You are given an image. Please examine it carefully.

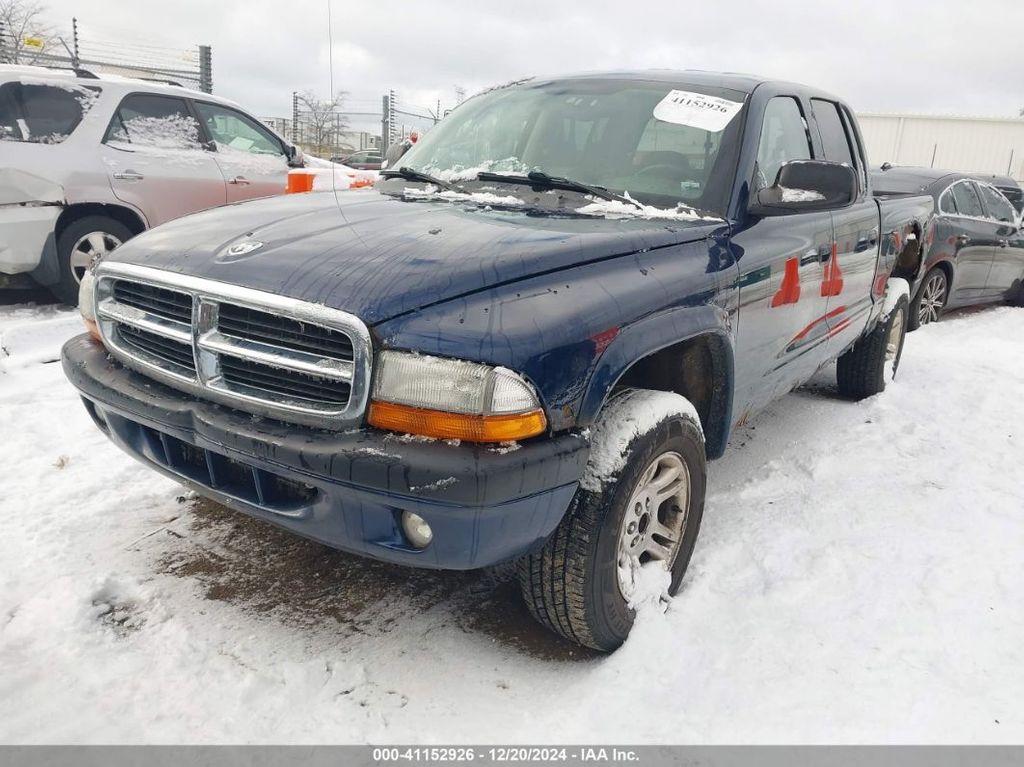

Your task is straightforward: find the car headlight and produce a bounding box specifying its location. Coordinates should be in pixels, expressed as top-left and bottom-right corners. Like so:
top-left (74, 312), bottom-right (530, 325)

top-left (78, 270), bottom-right (102, 343)
top-left (367, 351), bottom-right (547, 442)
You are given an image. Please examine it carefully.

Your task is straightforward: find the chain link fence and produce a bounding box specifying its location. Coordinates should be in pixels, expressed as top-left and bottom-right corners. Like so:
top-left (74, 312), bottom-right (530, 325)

top-left (0, 17), bottom-right (211, 92)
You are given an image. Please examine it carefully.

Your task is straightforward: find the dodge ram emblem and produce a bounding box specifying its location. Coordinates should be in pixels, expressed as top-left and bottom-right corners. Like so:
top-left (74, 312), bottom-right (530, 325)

top-left (225, 240), bottom-right (264, 256)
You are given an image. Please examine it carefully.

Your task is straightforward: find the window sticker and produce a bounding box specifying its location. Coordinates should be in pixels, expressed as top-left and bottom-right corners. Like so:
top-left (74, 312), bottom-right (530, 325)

top-left (653, 90), bottom-right (743, 132)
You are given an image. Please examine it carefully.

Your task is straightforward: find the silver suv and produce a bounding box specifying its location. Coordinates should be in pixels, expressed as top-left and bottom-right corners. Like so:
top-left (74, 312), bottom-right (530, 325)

top-left (0, 65), bottom-right (303, 303)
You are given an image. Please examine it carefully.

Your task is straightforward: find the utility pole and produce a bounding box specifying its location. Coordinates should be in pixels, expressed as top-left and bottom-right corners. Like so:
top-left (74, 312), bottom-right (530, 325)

top-left (72, 17), bottom-right (80, 65)
top-left (291, 91), bottom-right (299, 144)
top-left (198, 45), bottom-right (213, 93)
top-left (382, 90), bottom-right (397, 148)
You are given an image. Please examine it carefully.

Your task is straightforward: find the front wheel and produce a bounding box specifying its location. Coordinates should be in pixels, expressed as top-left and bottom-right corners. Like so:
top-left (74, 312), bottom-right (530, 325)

top-left (518, 388), bottom-right (707, 652)
top-left (836, 294), bottom-right (909, 400)
top-left (53, 216), bottom-right (132, 305)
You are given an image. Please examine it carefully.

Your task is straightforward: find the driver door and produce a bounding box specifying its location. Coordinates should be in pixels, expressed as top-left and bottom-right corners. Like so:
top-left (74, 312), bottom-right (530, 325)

top-left (192, 101), bottom-right (291, 202)
top-left (730, 95), bottom-right (835, 417)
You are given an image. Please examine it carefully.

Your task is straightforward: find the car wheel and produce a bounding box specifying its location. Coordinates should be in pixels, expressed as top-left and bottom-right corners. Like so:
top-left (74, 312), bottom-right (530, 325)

top-left (909, 267), bottom-right (948, 330)
top-left (53, 216), bottom-right (133, 305)
top-left (518, 388), bottom-right (707, 652)
top-left (836, 294), bottom-right (909, 400)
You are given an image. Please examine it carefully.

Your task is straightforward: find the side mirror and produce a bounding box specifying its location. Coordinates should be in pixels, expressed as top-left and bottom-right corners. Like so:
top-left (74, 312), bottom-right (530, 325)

top-left (286, 144), bottom-right (305, 168)
top-left (749, 160), bottom-right (857, 216)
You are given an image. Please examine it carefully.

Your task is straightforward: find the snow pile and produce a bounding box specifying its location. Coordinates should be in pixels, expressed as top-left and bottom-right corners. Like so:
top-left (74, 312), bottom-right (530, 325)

top-left (107, 114), bottom-right (203, 151)
top-left (779, 187), bottom-right (825, 202)
top-left (576, 192), bottom-right (720, 222)
top-left (0, 305), bottom-right (80, 372)
top-left (880, 277), bottom-right (911, 320)
top-left (581, 388), bottom-right (702, 492)
top-left (1, 301), bottom-right (1023, 743)
top-left (401, 186), bottom-right (525, 207)
top-left (423, 157), bottom-right (533, 182)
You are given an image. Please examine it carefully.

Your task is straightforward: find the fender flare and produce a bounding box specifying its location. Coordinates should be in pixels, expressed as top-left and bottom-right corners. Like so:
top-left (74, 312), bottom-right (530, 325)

top-left (577, 303), bottom-right (735, 458)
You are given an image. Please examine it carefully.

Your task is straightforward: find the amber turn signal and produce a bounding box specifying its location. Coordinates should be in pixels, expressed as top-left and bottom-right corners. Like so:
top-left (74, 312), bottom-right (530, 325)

top-left (368, 401), bottom-right (547, 443)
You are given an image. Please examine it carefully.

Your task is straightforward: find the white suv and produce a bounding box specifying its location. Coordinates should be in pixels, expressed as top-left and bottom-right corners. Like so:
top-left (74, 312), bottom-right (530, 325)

top-left (0, 65), bottom-right (303, 303)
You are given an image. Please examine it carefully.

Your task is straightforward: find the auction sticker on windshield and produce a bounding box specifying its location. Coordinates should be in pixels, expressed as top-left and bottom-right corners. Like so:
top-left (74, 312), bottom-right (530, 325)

top-left (653, 90), bottom-right (743, 132)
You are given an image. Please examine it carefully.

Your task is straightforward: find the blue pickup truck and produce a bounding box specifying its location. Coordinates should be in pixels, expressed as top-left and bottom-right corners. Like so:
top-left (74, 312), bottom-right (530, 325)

top-left (62, 71), bottom-right (931, 650)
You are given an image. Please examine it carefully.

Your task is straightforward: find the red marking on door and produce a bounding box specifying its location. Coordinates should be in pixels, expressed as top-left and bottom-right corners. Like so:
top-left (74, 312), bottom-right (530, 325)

top-left (788, 305), bottom-right (847, 347)
top-left (820, 242), bottom-right (844, 297)
top-left (827, 317), bottom-right (853, 338)
top-left (771, 257), bottom-right (801, 307)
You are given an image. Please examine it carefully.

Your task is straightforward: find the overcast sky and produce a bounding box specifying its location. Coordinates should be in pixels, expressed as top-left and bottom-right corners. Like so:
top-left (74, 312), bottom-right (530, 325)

top-left (45, 0), bottom-right (1024, 131)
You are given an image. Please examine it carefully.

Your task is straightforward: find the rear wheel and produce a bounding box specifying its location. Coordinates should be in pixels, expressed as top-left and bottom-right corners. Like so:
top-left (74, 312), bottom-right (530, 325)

top-left (53, 216), bottom-right (132, 305)
top-left (518, 388), bottom-right (707, 652)
top-left (836, 294), bottom-right (909, 400)
top-left (909, 267), bottom-right (948, 330)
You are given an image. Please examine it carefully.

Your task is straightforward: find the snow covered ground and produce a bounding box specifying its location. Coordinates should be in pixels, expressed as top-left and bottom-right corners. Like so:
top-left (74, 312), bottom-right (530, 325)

top-left (1, 298), bottom-right (1022, 744)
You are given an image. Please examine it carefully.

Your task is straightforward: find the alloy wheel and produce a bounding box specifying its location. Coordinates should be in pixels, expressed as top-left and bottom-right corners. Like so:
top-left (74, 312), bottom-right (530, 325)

top-left (918, 272), bottom-right (947, 325)
top-left (616, 451), bottom-right (690, 598)
top-left (69, 231), bottom-right (122, 283)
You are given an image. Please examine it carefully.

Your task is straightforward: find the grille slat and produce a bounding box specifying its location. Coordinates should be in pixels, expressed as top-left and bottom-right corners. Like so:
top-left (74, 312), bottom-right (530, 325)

top-left (113, 281), bottom-right (193, 323)
top-left (219, 355), bottom-right (351, 405)
top-left (218, 304), bottom-right (354, 360)
top-left (117, 324), bottom-right (196, 375)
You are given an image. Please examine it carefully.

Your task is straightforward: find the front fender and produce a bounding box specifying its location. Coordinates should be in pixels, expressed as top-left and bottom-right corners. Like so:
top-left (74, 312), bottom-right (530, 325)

top-left (577, 304), bottom-right (735, 429)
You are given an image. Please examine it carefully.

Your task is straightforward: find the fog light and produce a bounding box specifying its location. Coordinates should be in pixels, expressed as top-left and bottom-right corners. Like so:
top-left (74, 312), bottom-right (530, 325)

top-left (401, 511), bottom-right (433, 549)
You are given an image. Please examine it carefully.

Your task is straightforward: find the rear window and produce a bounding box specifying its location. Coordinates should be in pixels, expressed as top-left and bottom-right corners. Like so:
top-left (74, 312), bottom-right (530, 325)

top-left (0, 81), bottom-right (100, 144)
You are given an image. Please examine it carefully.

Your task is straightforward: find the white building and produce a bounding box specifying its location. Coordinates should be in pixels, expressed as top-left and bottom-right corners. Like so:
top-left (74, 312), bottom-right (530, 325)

top-left (857, 113), bottom-right (1024, 181)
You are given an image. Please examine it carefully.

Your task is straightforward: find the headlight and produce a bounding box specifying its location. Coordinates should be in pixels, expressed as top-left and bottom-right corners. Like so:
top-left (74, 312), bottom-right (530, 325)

top-left (367, 351), bottom-right (547, 442)
top-left (78, 270), bottom-right (102, 343)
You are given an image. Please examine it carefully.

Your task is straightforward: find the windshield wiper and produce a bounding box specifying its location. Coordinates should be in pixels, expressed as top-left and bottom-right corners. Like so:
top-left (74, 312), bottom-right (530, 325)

top-left (476, 170), bottom-right (645, 211)
top-left (379, 166), bottom-right (463, 192)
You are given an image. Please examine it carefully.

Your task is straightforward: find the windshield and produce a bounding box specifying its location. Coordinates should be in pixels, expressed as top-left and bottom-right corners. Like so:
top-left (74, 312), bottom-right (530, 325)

top-left (386, 77), bottom-right (748, 216)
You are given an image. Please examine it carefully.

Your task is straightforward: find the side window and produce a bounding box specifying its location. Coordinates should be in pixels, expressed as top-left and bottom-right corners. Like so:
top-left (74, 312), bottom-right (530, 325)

top-left (193, 102), bottom-right (285, 157)
top-left (938, 188), bottom-right (958, 215)
top-left (838, 105), bottom-right (867, 195)
top-left (951, 181), bottom-right (985, 218)
top-left (755, 97), bottom-right (812, 190)
top-left (977, 184), bottom-right (1017, 224)
top-left (0, 82), bottom-right (100, 144)
top-left (810, 99), bottom-right (855, 170)
top-left (105, 94), bottom-right (202, 150)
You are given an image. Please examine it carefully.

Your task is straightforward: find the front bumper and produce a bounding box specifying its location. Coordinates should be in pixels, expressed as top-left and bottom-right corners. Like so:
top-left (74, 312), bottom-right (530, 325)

top-left (62, 335), bottom-right (588, 570)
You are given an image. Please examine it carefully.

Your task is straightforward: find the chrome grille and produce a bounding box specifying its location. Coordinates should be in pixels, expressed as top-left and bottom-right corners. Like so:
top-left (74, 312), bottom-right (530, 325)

top-left (93, 263), bottom-right (372, 427)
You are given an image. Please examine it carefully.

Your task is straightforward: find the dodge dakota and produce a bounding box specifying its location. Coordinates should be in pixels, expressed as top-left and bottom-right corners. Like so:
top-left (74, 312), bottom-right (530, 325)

top-left (62, 71), bottom-right (932, 650)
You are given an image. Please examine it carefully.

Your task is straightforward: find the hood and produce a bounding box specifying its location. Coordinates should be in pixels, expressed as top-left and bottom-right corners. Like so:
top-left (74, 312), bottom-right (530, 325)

top-left (105, 190), bottom-right (721, 325)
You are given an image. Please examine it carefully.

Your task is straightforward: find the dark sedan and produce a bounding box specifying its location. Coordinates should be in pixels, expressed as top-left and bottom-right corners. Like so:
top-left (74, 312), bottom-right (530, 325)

top-left (872, 166), bottom-right (1024, 329)
top-left (331, 149), bottom-right (382, 170)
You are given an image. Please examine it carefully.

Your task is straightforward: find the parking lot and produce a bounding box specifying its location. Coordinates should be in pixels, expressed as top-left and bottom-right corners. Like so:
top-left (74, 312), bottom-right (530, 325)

top-left (2, 297), bottom-right (1021, 743)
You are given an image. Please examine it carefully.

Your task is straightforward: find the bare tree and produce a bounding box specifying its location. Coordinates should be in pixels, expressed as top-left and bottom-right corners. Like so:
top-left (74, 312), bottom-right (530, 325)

top-left (0, 0), bottom-right (54, 65)
top-left (295, 90), bottom-right (349, 157)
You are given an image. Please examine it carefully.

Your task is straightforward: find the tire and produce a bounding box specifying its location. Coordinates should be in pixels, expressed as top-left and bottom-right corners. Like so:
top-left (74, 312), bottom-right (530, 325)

top-left (53, 216), bottom-right (133, 305)
top-left (908, 267), bottom-right (948, 331)
top-left (518, 388), bottom-right (707, 652)
top-left (836, 294), bottom-right (909, 400)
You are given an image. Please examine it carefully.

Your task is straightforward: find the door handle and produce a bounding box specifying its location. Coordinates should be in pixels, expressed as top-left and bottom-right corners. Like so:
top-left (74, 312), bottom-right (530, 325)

top-left (228, 176), bottom-right (251, 185)
top-left (112, 171), bottom-right (144, 181)
top-left (956, 233), bottom-right (971, 244)
top-left (997, 239), bottom-right (1009, 248)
